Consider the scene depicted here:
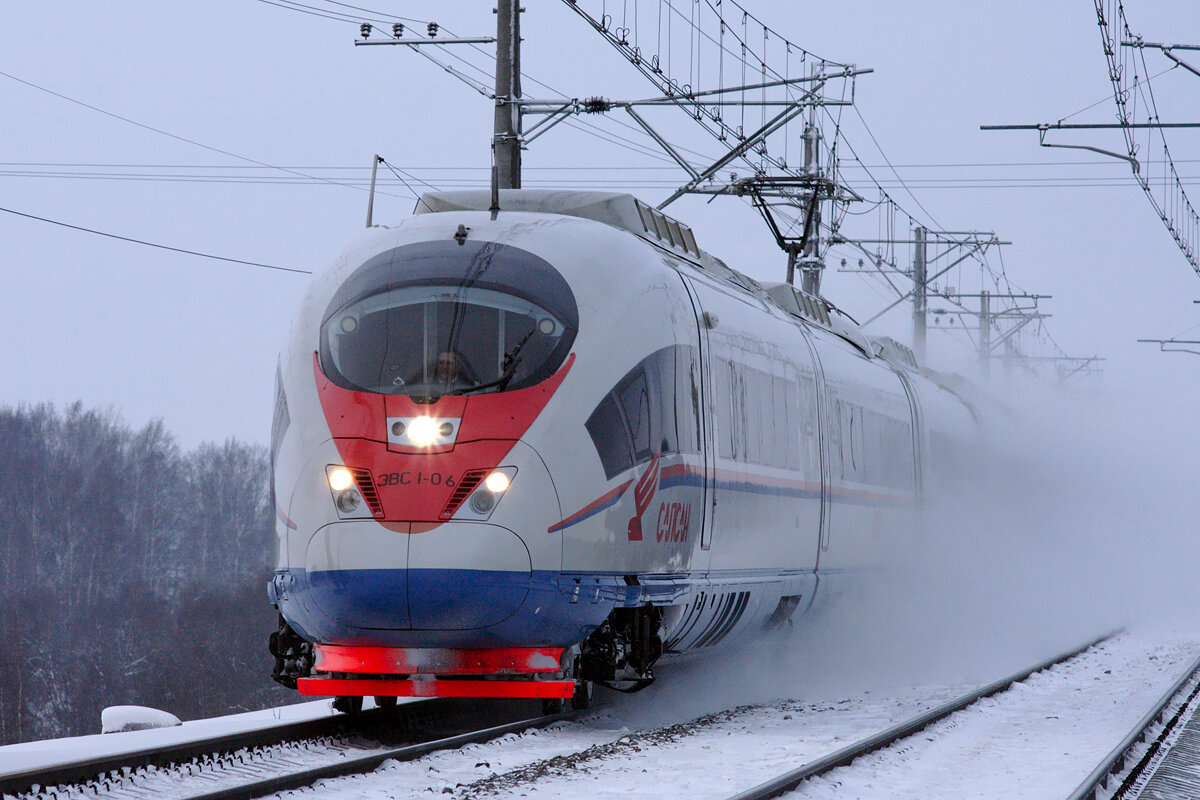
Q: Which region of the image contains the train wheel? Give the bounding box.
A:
[541,697,566,715]
[374,696,398,711]
[333,695,364,715]
[570,680,593,711]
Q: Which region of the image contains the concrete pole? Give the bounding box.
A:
[912,226,927,362]
[494,0,522,189]
[365,154,380,227]
[979,289,991,377]
[799,63,823,296]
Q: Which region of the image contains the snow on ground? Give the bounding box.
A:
[0,697,408,775]
[254,630,1195,800]
[3,631,1195,798]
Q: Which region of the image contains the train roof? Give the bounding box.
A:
[415,189,919,374]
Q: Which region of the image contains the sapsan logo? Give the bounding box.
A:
[626,453,661,541]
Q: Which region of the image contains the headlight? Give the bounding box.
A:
[388,416,461,448]
[469,490,496,514]
[456,467,517,520]
[484,471,510,493]
[328,466,354,491]
[335,489,361,513]
[406,416,439,446]
[325,464,373,519]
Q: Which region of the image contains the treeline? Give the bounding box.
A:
[0,402,286,745]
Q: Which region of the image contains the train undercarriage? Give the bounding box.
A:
[269,605,666,714]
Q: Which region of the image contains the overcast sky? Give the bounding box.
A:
[3,2,1199,447]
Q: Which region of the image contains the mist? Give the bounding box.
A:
[605,379,1200,725]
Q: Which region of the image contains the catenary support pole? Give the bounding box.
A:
[494,0,522,189]
[366,154,380,227]
[979,289,991,377]
[912,226,927,362]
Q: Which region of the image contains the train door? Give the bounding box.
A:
[678,273,821,572]
[676,273,714,551]
[795,325,832,566]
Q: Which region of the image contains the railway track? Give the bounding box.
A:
[1067,649,1200,800]
[721,630,1122,800]
[1,698,573,800]
[11,629,1191,800]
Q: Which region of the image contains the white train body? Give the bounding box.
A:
[267,190,977,703]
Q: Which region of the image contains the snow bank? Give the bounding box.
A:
[101,706,182,734]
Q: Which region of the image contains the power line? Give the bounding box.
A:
[3,158,1191,170]
[0,205,310,275]
[0,68,411,199]
[6,169,1189,189]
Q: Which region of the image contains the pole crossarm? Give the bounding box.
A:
[981,122,1200,130]
[355,38,496,46]
[657,98,814,210]
[1138,338,1200,355]
[629,70,871,105]
[859,240,992,327]
[1123,39,1200,78]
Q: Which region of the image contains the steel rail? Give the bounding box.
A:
[1065,649,1200,800]
[723,629,1121,800]
[0,698,555,798]
[175,710,576,800]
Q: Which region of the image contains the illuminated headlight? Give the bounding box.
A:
[388,416,461,448]
[459,467,517,520]
[484,471,510,493]
[325,465,372,519]
[328,467,354,492]
[406,416,439,446]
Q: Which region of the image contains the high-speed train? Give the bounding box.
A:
[267,189,978,711]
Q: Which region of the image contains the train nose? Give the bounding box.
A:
[407,523,532,629]
[302,521,533,632]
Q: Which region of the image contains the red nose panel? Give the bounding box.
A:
[314,353,573,525]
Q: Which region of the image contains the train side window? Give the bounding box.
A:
[740,366,759,465]
[618,369,653,462]
[586,345,703,479]
[772,376,790,469]
[653,348,679,455]
[713,359,734,460]
[841,401,865,482]
[585,394,635,480]
[829,398,844,480]
[781,378,800,471]
[675,346,702,454]
[797,377,819,479]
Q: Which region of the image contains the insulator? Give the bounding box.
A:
[360,22,371,38]
[392,23,404,37]
[427,22,439,37]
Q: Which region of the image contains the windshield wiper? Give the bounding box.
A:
[449,329,536,397]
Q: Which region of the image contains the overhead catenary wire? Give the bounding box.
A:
[0,68,410,200]
[0,205,310,274]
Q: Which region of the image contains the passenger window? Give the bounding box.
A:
[585,394,635,480]
[713,359,734,460]
[619,370,653,462]
[585,345,702,479]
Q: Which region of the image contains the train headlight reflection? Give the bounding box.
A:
[406,416,439,446]
[335,489,361,513]
[469,490,496,514]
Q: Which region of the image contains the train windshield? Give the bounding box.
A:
[323,284,569,397]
